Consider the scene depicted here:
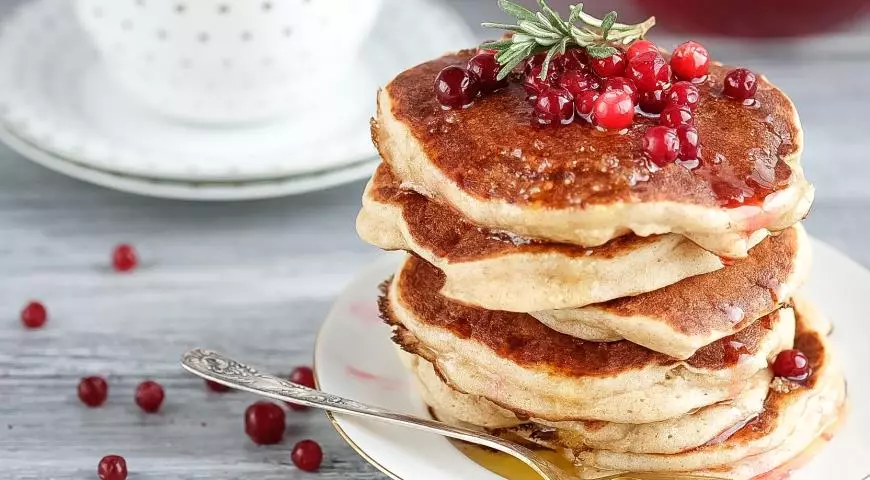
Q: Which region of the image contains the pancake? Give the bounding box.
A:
[382,255,794,424]
[532,225,810,359]
[402,299,844,480]
[402,347,773,455]
[574,304,845,480]
[374,51,814,257]
[358,163,763,312]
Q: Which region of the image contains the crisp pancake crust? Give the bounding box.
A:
[533,225,810,358]
[383,255,795,423]
[358,163,739,311]
[376,51,814,254]
[386,52,800,210]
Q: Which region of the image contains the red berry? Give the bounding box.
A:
[592,91,635,129]
[575,90,599,119]
[626,39,659,62]
[291,439,324,472]
[524,52,547,74]
[434,66,480,109]
[244,401,286,445]
[590,52,626,78]
[643,126,680,167]
[772,349,811,381]
[554,49,587,72]
[556,70,599,98]
[112,244,138,272]
[98,455,127,480]
[626,52,672,93]
[602,77,639,103]
[78,376,108,407]
[286,366,316,410]
[20,301,47,329]
[723,68,758,101]
[289,366,315,389]
[638,89,669,114]
[205,380,230,393]
[134,380,164,413]
[523,64,560,98]
[676,125,700,160]
[668,81,701,110]
[533,87,575,125]
[466,53,507,93]
[660,105,694,127]
[670,41,710,81]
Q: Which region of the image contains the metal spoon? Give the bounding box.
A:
[181,348,725,480]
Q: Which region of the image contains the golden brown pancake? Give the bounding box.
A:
[533,225,810,358]
[382,255,794,423]
[375,51,813,256]
[358,163,745,311]
[405,300,844,480]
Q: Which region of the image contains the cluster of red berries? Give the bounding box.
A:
[77,376,165,412]
[434,40,760,169]
[87,366,323,479]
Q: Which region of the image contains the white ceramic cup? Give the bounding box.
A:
[74,0,383,124]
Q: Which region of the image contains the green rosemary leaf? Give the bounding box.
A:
[496,43,533,80]
[600,11,617,40]
[537,0,569,35]
[518,20,562,40]
[481,22,526,34]
[539,38,570,80]
[586,43,618,59]
[567,4,583,26]
[480,39,514,51]
[497,0,538,23]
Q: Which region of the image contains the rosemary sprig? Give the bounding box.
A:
[481,0,655,81]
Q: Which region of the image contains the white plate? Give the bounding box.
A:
[0,124,377,201]
[0,0,473,182]
[315,241,869,480]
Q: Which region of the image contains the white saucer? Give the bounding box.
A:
[0,124,376,201]
[315,241,869,480]
[0,0,474,183]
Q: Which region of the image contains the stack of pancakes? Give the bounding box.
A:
[356,51,846,479]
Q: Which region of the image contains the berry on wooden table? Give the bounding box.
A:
[78,376,109,407]
[670,41,710,81]
[557,70,599,98]
[523,64,560,98]
[135,380,164,413]
[244,401,286,445]
[574,90,599,119]
[97,455,127,480]
[602,77,639,103]
[112,244,138,272]
[205,380,230,393]
[291,439,324,472]
[20,301,47,329]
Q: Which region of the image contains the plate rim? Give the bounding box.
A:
[0,124,378,201]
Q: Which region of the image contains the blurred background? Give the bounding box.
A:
[1,1,869,478]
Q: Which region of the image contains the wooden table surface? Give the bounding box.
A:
[1,1,869,479]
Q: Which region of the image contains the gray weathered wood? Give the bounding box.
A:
[1,1,869,479]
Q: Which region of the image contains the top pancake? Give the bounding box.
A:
[376,50,814,255]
